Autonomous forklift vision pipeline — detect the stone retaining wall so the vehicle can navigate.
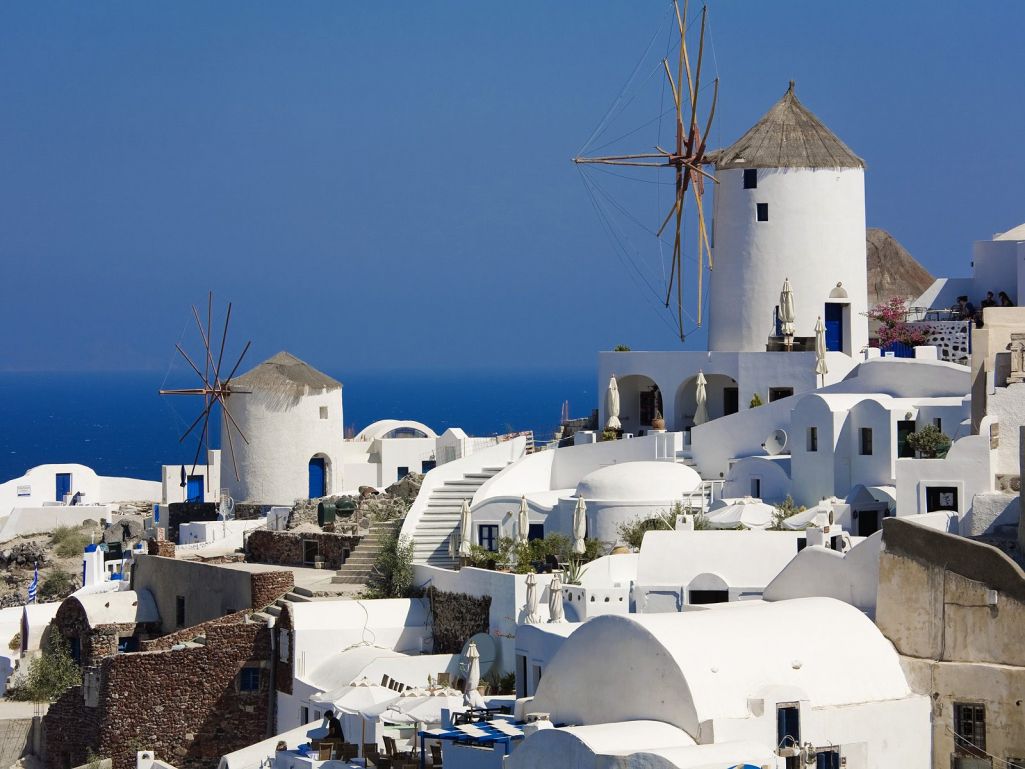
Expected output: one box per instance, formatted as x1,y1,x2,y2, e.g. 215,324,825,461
246,530,359,570
45,615,273,769
249,571,294,610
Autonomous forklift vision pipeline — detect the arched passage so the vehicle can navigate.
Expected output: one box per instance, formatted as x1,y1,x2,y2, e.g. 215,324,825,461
308,454,330,498
674,373,738,431
615,375,662,435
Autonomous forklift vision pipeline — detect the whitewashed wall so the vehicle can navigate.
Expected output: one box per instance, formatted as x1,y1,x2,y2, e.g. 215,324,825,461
222,387,343,504
0,463,160,518
709,167,868,354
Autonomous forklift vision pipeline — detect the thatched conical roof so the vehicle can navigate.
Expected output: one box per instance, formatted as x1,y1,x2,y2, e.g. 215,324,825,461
866,228,933,308
712,81,864,171
232,351,341,398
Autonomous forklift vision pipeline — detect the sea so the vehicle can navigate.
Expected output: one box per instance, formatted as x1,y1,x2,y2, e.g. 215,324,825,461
0,369,596,483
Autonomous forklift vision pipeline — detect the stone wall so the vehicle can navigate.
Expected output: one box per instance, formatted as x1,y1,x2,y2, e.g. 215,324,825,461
233,503,270,521
249,571,294,610
146,540,175,558
53,598,157,668
166,503,219,543
877,517,1025,768
427,588,491,655
246,530,359,570
45,615,273,769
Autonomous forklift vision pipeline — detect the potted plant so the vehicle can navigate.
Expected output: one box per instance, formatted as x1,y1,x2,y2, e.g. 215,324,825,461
905,424,951,458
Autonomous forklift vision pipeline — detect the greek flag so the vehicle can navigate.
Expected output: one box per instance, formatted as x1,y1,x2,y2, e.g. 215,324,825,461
27,563,38,604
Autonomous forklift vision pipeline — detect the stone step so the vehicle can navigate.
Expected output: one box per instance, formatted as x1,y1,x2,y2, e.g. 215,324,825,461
292,585,315,598
262,605,282,618
283,591,312,603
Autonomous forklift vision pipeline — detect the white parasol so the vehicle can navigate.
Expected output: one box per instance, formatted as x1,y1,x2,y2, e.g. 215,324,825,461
458,499,473,558
815,315,829,386
572,496,587,555
517,496,530,545
605,375,621,430
548,573,565,623
524,571,541,624
693,371,709,426
779,277,796,348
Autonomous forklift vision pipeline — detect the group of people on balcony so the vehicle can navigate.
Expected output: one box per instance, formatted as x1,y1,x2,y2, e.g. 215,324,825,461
955,291,1014,326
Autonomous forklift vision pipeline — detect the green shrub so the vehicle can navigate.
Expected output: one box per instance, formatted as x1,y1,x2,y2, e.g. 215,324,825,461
905,424,951,458
749,392,764,408
463,533,603,573
50,525,91,558
39,567,77,601
613,345,632,352
365,534,417,599
768,495,806,531
7,635,80,702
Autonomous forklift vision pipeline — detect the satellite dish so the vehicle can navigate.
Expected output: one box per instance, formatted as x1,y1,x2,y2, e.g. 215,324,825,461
762,429,789,456
461,633,497,678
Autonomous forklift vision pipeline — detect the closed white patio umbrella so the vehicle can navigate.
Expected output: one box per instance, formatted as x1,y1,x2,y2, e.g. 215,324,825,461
548,573,565,623
782,497,842,530
815,315,829,386
458,499,473,558
524,571,541,624
517,496,530,544
572,496,587,555
693,371,709,426
605,375,621,430
705,497,774,529
464,641,486,709
780,277,796,349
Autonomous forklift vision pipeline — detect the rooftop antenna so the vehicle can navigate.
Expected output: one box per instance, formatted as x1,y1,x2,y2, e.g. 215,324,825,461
574,1,718,341
159,292,252,482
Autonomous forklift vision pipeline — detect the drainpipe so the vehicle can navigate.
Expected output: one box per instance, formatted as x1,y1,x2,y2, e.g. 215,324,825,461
266,615,276,738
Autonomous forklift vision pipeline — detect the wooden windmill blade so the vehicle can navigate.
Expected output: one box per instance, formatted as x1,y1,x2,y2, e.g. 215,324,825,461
572,1,719,342
159,293,251,483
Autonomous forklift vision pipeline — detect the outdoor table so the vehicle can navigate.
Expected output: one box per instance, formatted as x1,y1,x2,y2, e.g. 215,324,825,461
275,750,367,769
417,721,525,769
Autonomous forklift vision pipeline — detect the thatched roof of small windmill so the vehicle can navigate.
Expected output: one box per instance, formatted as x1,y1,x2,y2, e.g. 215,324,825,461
232,351,341,397
710,81,864,170
866,228,933,308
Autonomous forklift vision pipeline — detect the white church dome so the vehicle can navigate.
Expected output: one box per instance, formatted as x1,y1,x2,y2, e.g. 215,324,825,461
575,461,701,502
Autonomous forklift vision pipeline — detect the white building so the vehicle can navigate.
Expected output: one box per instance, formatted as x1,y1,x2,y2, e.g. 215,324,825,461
512,598,930,768
221,351,345,504
598,83,869,437
0,462,160,516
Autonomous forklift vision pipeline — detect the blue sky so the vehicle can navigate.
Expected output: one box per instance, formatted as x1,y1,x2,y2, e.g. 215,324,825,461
0,1,1022,373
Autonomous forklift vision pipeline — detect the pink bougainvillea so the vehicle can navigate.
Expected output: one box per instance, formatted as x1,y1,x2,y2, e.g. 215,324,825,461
867,297,929,348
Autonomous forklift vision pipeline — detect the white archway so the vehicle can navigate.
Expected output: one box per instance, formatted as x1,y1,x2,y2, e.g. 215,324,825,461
674,373,738,431
615,375,662,435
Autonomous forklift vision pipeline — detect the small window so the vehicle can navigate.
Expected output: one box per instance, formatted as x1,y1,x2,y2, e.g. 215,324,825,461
807,427,818,452
175,596,186,628
397,466,409,481
954,702,986,755
689,589,728,605
743,169,758,189
238,667,261,692
319,406,328,420
313,710,322,722
300,706,309,724
478,524,499,552
302,539,319,565
527,523,545,541
859,427,873,455
757,203,769,222
750,478,761,498
934,417,942,431
769,387,793,402
421,460,436,474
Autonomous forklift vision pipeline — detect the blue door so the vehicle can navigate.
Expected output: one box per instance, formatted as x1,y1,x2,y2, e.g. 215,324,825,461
824,303,844,352
308,457,326,499
55,473,72,503
186,475,204,503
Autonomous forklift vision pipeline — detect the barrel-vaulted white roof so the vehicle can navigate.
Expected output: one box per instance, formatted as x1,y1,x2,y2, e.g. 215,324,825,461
76,589,159,627
528,598,911,738
575,461,701,502
354,419,437,441
507,721,695,769
286,598,429,631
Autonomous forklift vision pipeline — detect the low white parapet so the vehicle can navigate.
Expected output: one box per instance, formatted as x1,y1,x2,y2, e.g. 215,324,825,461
562,585,630,621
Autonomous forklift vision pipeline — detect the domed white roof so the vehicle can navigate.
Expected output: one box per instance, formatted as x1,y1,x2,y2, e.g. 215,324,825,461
575,461,701,502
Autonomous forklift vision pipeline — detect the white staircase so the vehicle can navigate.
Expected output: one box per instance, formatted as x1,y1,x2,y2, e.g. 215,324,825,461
411,465,508,568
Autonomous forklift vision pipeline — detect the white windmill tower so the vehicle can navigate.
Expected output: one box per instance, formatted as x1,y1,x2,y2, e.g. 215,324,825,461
707,81,869,357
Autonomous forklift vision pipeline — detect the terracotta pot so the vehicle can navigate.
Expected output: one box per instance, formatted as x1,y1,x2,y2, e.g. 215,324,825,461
651,417,665,430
